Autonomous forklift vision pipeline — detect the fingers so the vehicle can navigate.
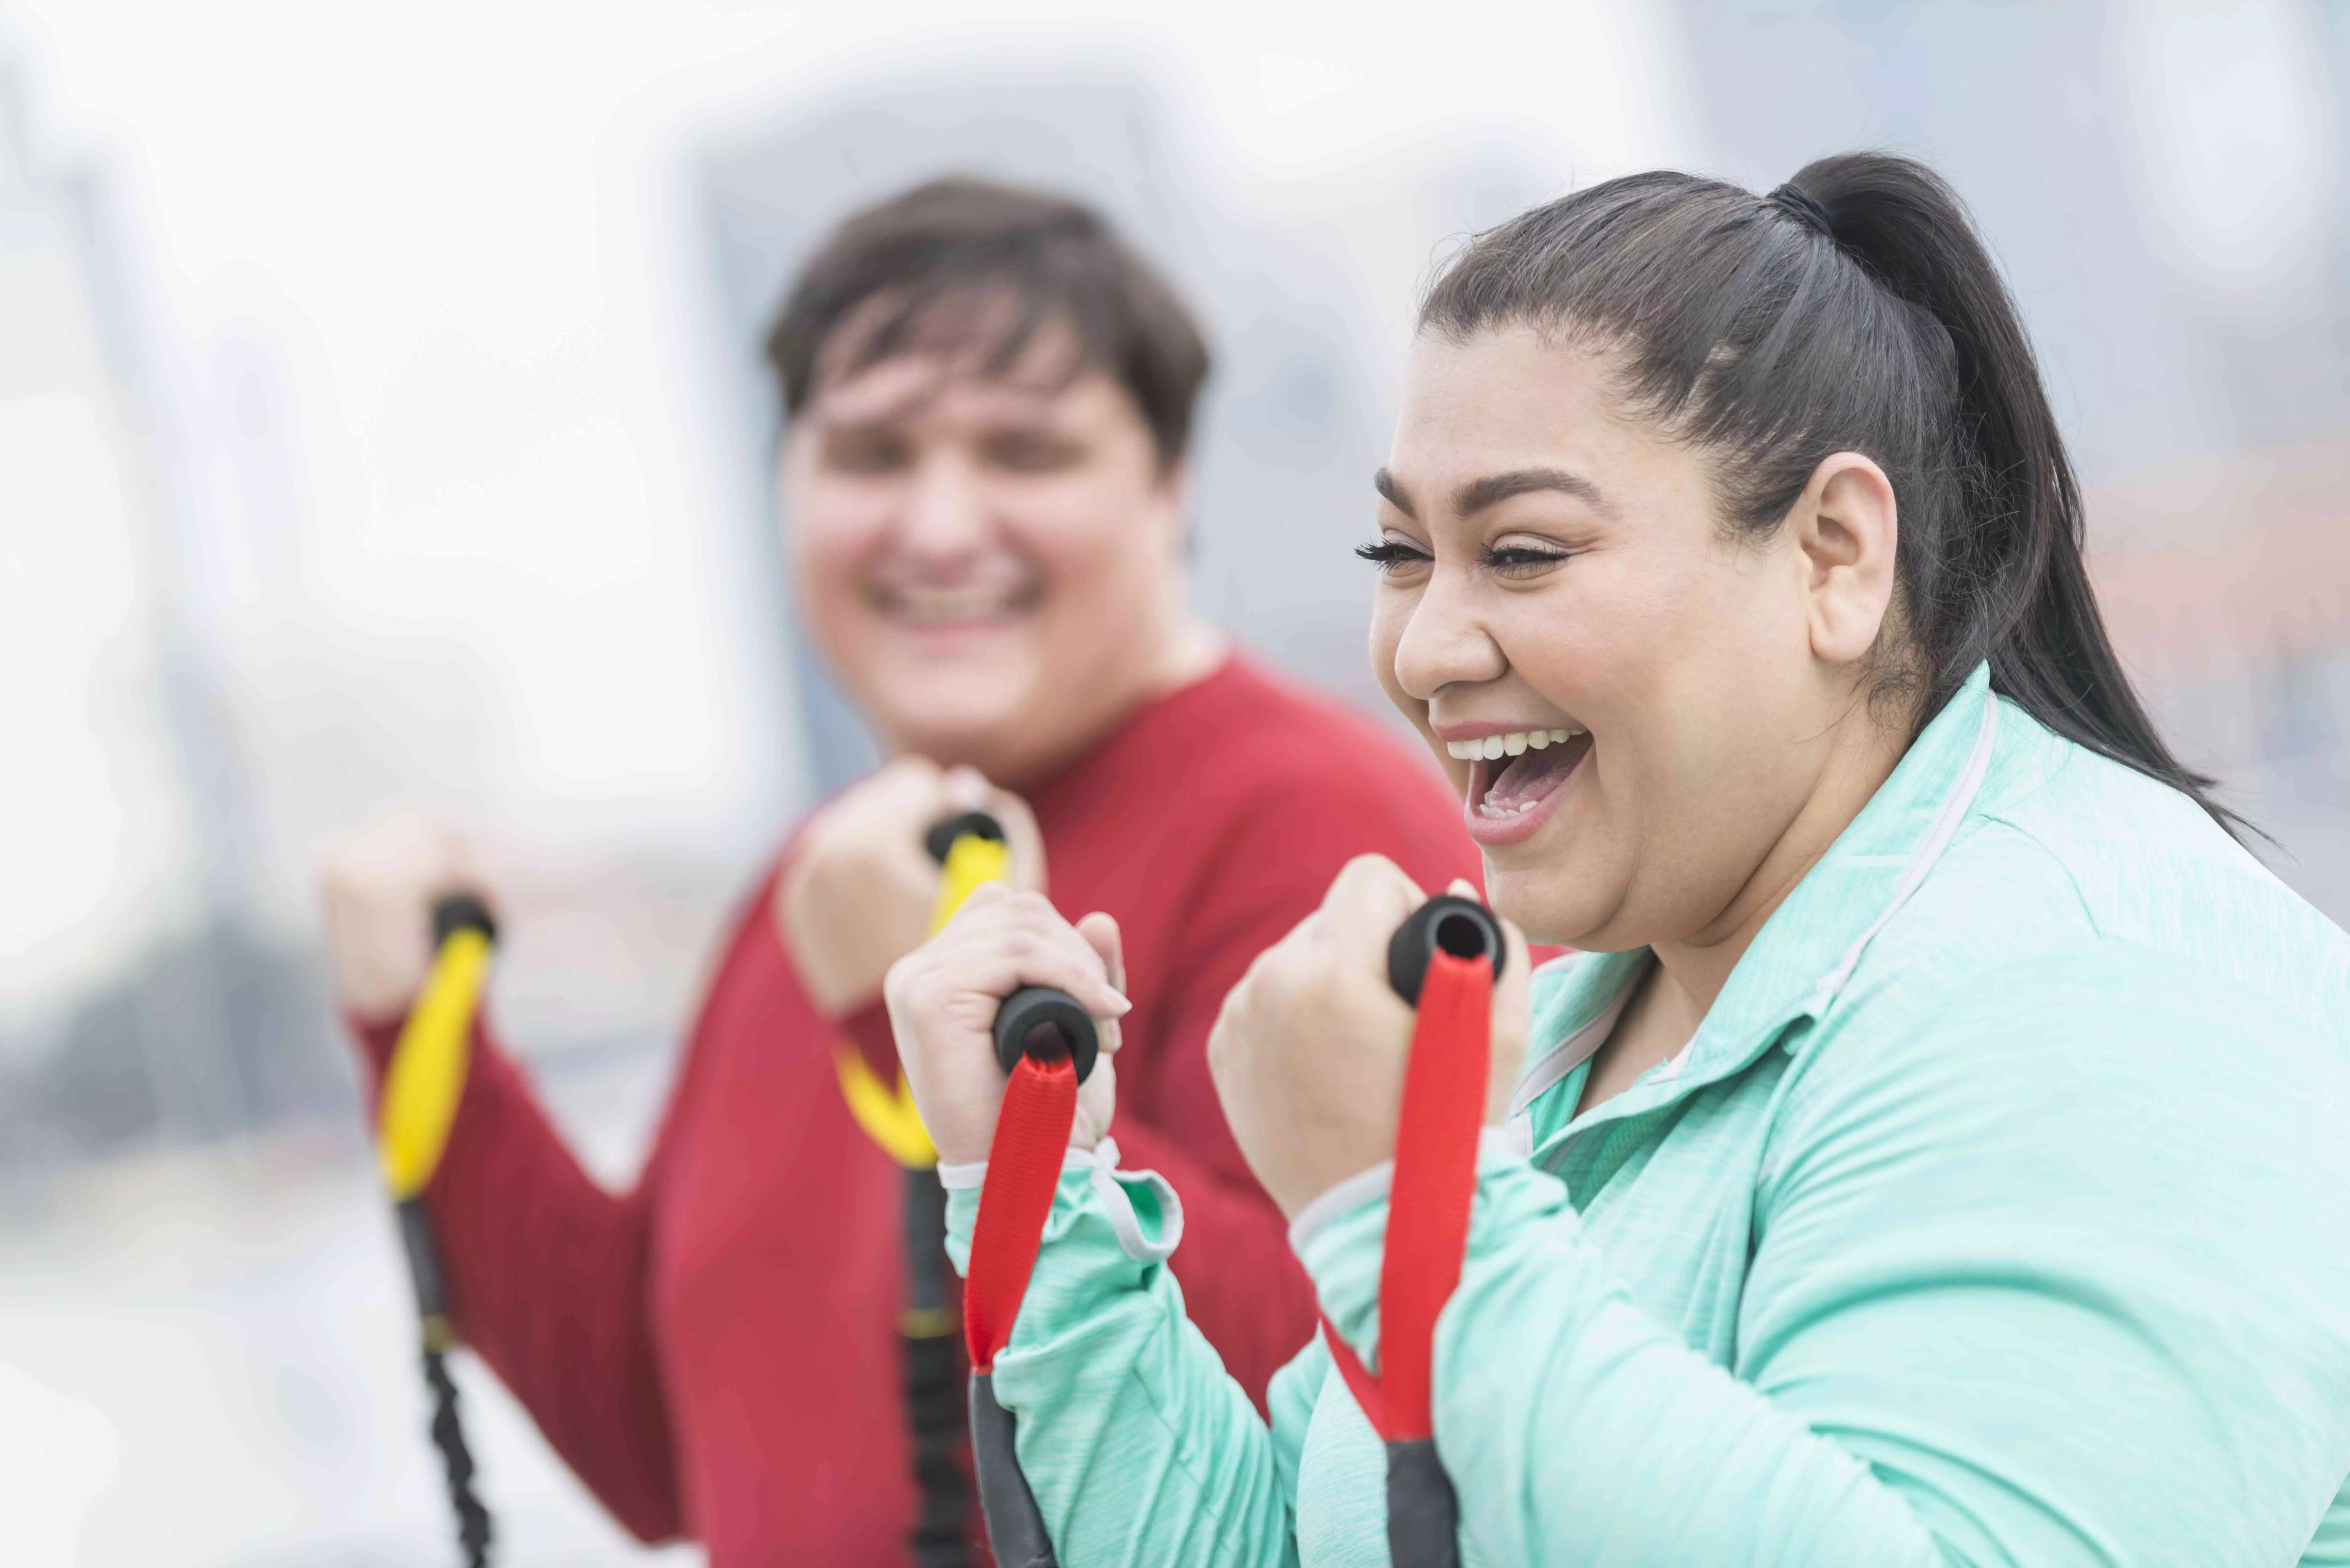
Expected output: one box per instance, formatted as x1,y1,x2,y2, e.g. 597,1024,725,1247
1491,911,1533,1045
977,778,1050,896
937,887,1131,1021
1074,911,1126,1058
930,766,1047,894
1320,854,1427,978
1496,912,1532,992
797,756,942,869
318,805,481,1020
1072,1051,1117,1150
940,764,989,813
861,755,949,823
1075,911,1125,994
318,804,470,899
1317,853,1423,917
1486,911,1535,1125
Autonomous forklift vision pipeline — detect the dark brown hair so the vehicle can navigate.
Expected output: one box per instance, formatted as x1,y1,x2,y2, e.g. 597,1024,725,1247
1421,153,2237,834
765,176,1211,467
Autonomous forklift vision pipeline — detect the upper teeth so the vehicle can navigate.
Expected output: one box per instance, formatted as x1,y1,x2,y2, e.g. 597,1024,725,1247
1446,728,1579,760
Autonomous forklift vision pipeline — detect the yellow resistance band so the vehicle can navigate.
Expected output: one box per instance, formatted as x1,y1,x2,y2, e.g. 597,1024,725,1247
380,924,494,1201
834,830,1012,1167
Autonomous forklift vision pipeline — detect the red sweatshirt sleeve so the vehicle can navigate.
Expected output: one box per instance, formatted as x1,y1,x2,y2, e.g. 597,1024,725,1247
352,1007,687,1543
348,869,812,1546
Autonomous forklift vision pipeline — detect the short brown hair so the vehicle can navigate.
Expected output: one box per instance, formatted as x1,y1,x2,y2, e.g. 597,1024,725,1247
764,177,1212,466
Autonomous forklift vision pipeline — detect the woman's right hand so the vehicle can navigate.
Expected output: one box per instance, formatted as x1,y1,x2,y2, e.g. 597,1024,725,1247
318,806,483,1023
777,758,1047,1018
883,885,1128,1167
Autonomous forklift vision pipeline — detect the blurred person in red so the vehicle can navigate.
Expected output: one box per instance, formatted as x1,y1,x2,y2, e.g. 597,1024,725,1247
318,177,1477,1566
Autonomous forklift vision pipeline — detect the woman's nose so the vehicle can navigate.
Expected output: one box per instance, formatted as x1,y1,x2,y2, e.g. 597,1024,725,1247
1391,569,1506,701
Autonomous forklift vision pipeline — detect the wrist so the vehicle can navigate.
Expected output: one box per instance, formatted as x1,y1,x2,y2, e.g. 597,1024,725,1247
1286,1126,1529,1252
1264,1131,1397,1222
773,891,885,1018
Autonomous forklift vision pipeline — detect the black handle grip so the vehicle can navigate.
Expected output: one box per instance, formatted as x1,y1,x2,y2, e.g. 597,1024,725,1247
430,893,498,948
926,810,1007,865
1386,894,1505,1007
991,986,1099,1085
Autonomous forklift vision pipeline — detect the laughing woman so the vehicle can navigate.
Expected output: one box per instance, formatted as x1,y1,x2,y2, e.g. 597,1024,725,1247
886,155,2350,1565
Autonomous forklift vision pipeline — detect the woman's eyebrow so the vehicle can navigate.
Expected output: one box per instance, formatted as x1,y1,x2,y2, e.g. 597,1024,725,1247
1454,467,1615,519
1373,467,1417,518
1372,466,1615,521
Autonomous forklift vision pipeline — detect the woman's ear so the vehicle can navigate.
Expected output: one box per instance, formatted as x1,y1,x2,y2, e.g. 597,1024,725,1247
1792,453,1899,667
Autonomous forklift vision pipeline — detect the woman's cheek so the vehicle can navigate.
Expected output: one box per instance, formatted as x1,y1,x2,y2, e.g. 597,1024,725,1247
1367,591,1421,715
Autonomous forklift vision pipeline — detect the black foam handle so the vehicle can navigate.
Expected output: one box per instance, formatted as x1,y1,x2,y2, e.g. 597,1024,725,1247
1385,1438,1462,1568
970,1371,1057,1567
1386,894,1505,1007
926,810,1007,865
430,892,498,948
990,986,1099,1085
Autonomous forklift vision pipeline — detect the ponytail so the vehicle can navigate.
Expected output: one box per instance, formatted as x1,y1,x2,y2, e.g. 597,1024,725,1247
1421,153,2240,835
1788,156,2232,831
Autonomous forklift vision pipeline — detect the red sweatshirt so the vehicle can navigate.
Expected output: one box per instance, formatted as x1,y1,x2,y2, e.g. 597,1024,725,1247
353,654,1478,1564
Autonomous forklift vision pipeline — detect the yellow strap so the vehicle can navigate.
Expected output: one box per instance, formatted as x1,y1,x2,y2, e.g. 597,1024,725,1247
930,833,1010,934
379,927,493,1200
834,1052,939,1167
834,830,1013,1169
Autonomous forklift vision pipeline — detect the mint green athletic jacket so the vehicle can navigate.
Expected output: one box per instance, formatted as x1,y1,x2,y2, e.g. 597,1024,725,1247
942,664,2350,1566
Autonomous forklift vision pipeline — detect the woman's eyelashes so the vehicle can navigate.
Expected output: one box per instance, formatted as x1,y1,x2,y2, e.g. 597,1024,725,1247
1355,539,1432,573
1481,541,1575,579
1355,536,1577,578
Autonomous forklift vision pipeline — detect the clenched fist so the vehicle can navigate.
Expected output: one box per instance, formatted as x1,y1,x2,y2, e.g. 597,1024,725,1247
883,885,1128,1167
777,759,1046,1017
317,806,485,1022
1207,856,1531,1219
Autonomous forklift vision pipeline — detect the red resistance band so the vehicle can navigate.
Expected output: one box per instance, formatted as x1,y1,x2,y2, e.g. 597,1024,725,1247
1320,946,1493,1444
964,1053,1080,1374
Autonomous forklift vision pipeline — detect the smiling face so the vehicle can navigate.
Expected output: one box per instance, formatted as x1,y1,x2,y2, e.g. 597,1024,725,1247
782,318,1195,787
1368,324,1902,954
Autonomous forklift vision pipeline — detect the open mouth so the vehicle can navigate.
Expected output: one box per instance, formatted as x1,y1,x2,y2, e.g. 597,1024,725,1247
1451,726,1591,841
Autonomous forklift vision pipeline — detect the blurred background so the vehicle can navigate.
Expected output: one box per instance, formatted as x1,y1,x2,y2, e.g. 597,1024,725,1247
1,1,2343,1562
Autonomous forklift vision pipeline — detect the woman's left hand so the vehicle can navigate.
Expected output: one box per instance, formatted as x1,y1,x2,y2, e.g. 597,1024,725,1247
1208,856,1531,1219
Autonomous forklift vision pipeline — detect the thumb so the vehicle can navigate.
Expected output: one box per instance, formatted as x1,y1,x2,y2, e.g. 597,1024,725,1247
1486,913,1534,1125
1075,911,1125,995
973,778,1049,897
1074,911,1126,1058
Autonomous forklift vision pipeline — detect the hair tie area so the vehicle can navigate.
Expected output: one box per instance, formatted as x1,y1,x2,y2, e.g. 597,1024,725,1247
1767,183,1834,239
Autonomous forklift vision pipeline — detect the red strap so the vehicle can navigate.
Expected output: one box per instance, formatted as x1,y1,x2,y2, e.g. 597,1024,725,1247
1322,948,1491,1442
964,1054,1079,1373
1322,1311,1390,1432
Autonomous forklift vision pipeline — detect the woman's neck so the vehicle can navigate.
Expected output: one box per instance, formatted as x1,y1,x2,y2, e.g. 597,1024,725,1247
1651,707,1912,1023
1581,707,1908,1117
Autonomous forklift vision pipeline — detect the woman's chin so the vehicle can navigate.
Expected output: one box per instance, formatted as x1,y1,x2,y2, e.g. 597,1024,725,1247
1481,842,1615,951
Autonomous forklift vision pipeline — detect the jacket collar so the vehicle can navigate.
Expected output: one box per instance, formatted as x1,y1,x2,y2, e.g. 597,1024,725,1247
1516,663,2004,1155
